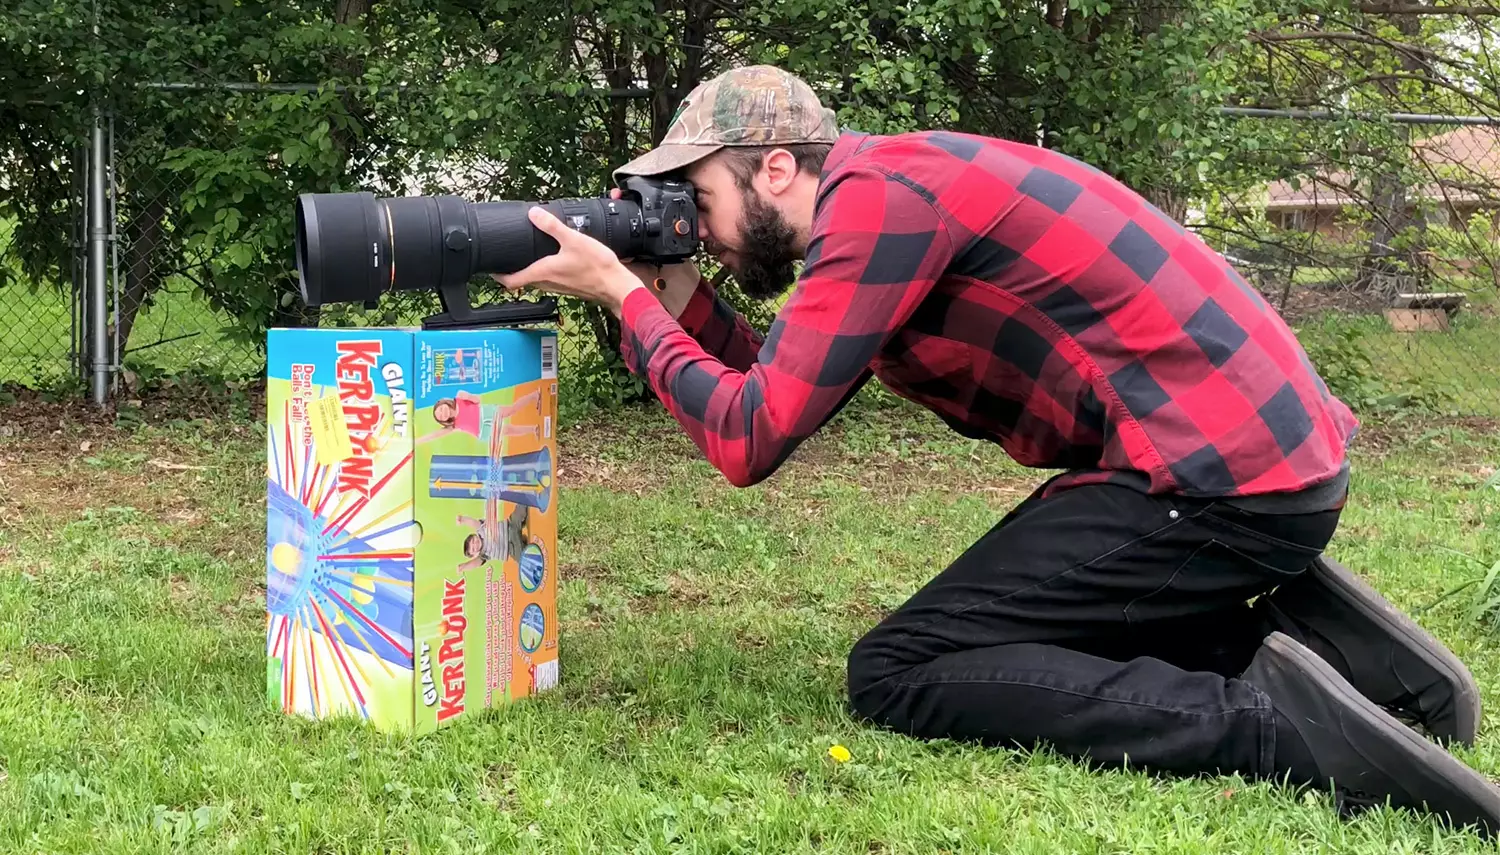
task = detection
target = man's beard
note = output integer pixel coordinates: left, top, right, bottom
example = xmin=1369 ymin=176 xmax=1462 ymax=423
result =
xmin=719 ymin=190 xmax=800 ymax=300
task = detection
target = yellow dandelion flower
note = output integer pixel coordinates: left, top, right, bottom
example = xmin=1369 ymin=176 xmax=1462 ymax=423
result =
xmin=828 ymin=744 xmax=852 ymax=763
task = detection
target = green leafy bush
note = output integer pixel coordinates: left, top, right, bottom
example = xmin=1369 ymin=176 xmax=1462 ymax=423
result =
xmin=1297 ymin=317 xmax=1389 ymax=410
xmin=1295 ymin=315 xmax=1454 ymax=415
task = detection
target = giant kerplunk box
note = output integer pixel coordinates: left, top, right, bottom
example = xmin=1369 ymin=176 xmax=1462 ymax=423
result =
xmin=265 ymin=325 xmax=559 ymax=734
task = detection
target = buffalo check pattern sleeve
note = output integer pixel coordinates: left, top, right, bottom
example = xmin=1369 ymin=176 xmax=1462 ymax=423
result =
xmin=618 ymin=168 xmax=954 ymax=486
xmin=673 ymin=275 xmax=766 ymax=374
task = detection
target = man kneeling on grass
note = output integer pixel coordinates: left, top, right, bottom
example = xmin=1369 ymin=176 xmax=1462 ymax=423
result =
xmin=494 ymin=65 xmax=1499 ymax=836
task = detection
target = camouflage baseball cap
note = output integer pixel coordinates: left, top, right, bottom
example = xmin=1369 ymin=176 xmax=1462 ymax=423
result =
xmin=613 ymin=65 xmax=839 ymax=180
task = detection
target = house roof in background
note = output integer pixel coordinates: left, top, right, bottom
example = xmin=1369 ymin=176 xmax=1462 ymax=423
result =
xmin=1264 ymin=125 xmax=1500 ymax=210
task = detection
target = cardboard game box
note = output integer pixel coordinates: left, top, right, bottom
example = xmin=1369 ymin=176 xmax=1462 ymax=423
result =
xmin=264 ymin=325 xmax=559 ymax=734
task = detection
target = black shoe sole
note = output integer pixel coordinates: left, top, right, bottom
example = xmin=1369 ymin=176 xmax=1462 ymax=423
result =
xmin=1312 ymin=555 xmax=1481 ymax=744
xmin=1266 ymin=555 xmax=1482 ymax=745
xmin=1263 ymin=631 xmax=1500 ymax=839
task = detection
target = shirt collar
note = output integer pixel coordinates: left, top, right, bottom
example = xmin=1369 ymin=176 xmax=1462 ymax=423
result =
xmin=817 ymin=129 xmax=871 ymax=193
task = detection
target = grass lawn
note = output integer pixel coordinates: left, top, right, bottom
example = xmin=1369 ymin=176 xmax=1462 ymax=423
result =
xmin=1302 ymin=312 xmax=1500 ymax=417
xmin=2 ymin=388 xmax=1500 ymax=852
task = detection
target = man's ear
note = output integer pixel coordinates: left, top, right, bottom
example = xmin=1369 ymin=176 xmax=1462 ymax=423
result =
xmin=761 ymin=148 xmax=799 ymax=195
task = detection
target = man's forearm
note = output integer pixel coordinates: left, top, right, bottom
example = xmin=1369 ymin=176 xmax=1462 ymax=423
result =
xmin=603 ymin=267 xmax=650 ymax=319
xmin=674 ymin=273 xmax=765 ymax=374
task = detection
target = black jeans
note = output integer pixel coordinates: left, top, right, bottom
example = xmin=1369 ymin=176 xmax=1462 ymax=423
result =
xmin=847 ymin=478 xmax=1341 ymax=780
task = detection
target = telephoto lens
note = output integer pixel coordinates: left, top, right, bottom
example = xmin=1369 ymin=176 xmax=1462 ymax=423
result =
xmin=295 ymin=184 xmax=697 ymax=309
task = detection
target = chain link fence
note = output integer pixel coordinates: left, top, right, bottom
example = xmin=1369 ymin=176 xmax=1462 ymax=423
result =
xmin=0 ymin=138 xmax=88 ymax=393
xmin=0 ymin=89 xmax=609 ymax=401
xmin=3 ymin=92 xmax=1499 ymax=420
xmin=1205 ymin=110 xmax=1500 ymax=417
xmin=105 ymin=97 xmax=298 ymax=387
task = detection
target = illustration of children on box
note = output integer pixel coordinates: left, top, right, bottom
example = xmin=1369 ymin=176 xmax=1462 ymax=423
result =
xmin=433 ymin=348 xmax=482 ymax=386
xmin=419 ymin=389 xmax=541 ymax=447
xmin=455 ymin=494 xmax=532 ymax=573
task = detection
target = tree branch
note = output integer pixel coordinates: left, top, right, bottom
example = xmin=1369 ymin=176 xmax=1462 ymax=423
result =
xmin=1356 ymin=4 xmax=1500 ymax=13
xmin=1312 ymin=72 xmax=1500 ymax=113
xmin=1047 ymin=0 xmax=1067 ymax=28
xmin=1250 ymin=30 xmax=1439 ymax=59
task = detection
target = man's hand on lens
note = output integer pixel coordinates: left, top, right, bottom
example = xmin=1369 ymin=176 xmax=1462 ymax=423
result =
xmin=493 ymin=188 xmax=704 ymax=320
xmin=490 ymin=205 xmax=643 ymax=316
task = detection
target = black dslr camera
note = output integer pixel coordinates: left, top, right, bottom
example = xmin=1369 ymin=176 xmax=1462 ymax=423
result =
xmin=294 ymin=175 xmax=698 ymax=328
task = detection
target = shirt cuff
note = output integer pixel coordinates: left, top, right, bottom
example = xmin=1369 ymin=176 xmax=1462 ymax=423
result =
xmin=619 ymin=286 xmax=679 ymax=375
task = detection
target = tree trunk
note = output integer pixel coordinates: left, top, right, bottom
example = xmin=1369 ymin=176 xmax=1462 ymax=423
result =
xmin=643 ymin=0 xmax=675 ymax=146
xmin=680 ymin=0 xmax=709 ymax=104
xmin=1144 ymin=185 xmax=1189 ymax=224
xmin=1047 ymin=0 xmax=1068 ymax=28
xmin=1360 ymin=126 xmax=1418 ymax=295
xmin=329 ymin=0 xmax=375 ymax=160
xmin=586 ymin=24 xmax=648 ymax=364
xmin=110 ymin=192 xmax=168 ymax=360
xmin=330 ymin=0 xmax=375 ymax=97
xmin=1136 ymin=0 xmax=1189 ymax=222
xmin=282 ymin=0 xmax=377 ymax=328
xmin=1356 ymin=4 xmax=1426 ymax=294
xmin=592 ymin=1 xmax=710 ymax=360
xmin=580 ymin=1 xmax=713 ymax=400
xmin=602 ymin=29 xmax=634 ymax=164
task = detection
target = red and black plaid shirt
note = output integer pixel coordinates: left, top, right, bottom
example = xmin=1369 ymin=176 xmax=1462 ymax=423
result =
xmin=618 ymin=130 xmax=1359 ymax=499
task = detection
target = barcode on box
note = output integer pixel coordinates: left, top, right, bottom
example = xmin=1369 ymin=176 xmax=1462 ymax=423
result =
xmin=540 ymin=336 xmax=557 ymax=379
xmin=534 ymin=659 xmax=559 ymax=693
xmin=543 ymin=416 xmax=552 ymax=439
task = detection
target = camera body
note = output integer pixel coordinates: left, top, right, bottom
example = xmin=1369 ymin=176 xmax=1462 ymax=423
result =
xmin=612 ymin=175 xmax=699 ymax=265
xmin=294 ymin=174 xmax=701 ymax=329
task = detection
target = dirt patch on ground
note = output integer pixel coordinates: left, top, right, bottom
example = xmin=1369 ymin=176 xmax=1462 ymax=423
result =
xmin=663 ymin=573 xmax=713 ymax=607
xmin=555 ymin=414 xmax=701 ymax=491
xmin=816 ymin=454 xmax=1036 ymax=498
xmin=559 ymin=406 xmax=1040 ymax=500
xmin=0 ymin=394 xmax=261 ymax=559
xmin=551 ymin=450 xmax=668 ymax=495
xmin=0 ymin=388 xmax=117 ymax=434
xmin=580 ymin=399 xmax=1495 ymax=503
xmin=4 ymin=459 xmax=155 ymax=529
xmin=1348 ymin=414 xmax=1500 ymax=462
xmin=1265 ymin=285 xmax=1390 ymax=325
xmin=0 ymin=380 xmax=264 ymax=434
xmin=166 ymin=574 xmax=199 ymax=607
xmin=558 ymin=562 xmax=614 ymax=585
xmin=6 ymin=383 xmax=1484 ymax=539
xmin=27 ymin=642 xmax=74 ymax=661
xmin=0 ymin=437 xmax=248 ymax=530
xmin=220 ymin=582 xmax=266 ymax=620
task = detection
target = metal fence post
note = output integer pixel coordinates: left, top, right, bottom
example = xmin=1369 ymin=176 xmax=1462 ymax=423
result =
xmin=109 ymin=111 xmax=119 ymax=394
xmin=87 ymin=104 xmax=109 ymax=405
xmin=71 ymin=143 xmax=86 ymax=384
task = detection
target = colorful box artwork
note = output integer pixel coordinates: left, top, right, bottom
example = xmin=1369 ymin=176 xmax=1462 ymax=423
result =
xmin=265 ymin=325 xmax=559 ymax=734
